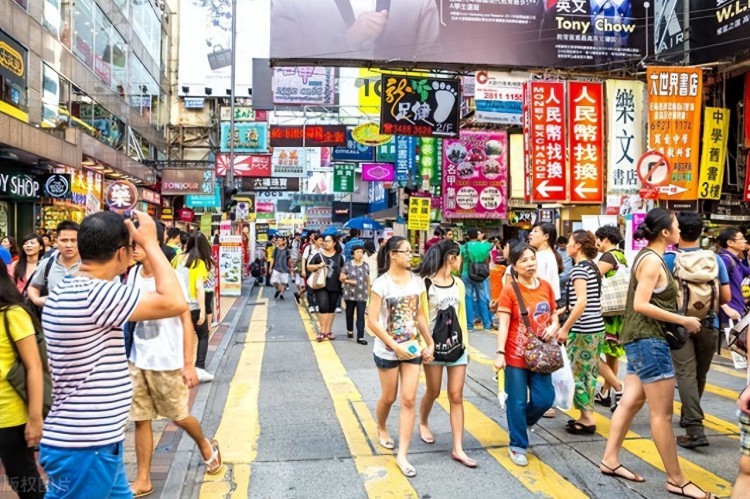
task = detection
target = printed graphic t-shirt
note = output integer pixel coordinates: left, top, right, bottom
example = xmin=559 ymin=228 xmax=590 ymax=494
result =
xmin=497 ymin=279 xmax=556 ymax=369
xmin=371 ymin=273 xmax=426 ymax=361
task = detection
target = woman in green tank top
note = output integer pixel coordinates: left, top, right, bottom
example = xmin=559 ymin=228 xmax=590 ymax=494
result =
xmin=599 ymin=209 xmax=713 ymax=499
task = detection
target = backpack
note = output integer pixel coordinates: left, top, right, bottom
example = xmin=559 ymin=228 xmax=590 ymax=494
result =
xmin=425 ymin=278 xmax=465 ymax=362
xmin=671 ymin=249 xmax=719 ymax=319
xmin=463 ymin=243 xmax=490 ymax=283
xmin=23 ymin=255 xmax=56 ymax=319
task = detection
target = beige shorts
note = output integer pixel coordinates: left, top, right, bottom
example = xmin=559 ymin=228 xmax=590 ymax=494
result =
xmin=129 ymin=363 xmax=190 ymax=422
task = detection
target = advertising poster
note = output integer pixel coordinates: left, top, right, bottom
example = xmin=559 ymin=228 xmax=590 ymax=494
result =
xmin=689 ymin=0 xmax=750 ymax=63
xmin=215 ymin=154 xmax=272 ymax=177
xmin=654 ymin=0 xmax=685 ymax=58
xmin=568 ymin=82 xmax=604 ymax=204
xmin=271 ymin=147 xmax=321 ymax=177
xmin=272 ymin=66 xmax=337 ymax=106
xmin=697 ymin=107 xmax=730 ymax=200
xmin=270 ymin=0 xmax=646 ymax=69
xmin=442 ymin=130 xmax=508 ymax=220
xmin=219 ymin=123 xmax=269 ymax=153
xmin=305 ymin=206 xmax=332 ymax=230
xmin=606 ymin=80 xmax=645 ymax=195
xmin=332 ymin=129 xmax=375 ymax=162
xmin=395 ymin=136 xmax=417 ymax=186
xmin=0 ymin=29 xmax=29 ymax=122
xmin=219 ymin=235 xmax=243 ymax=296
xmin=646 ymin=66 xmax=703 ymax=200
xmin=407 ymin=197 xmax=431 ymax=231
xmin=361 ymin=163 xmax=395 ymax=182
xmin=269 ymin=125 xmax=347 ymax=147
xmin=474 ymin=71 xmax=527 ymax=125
xmin=380 ymin=75 xmax=460 ymax=138
xmin=333 ymin=164 xmax=356 ymax=193
xmin=527 ymin=82 xmax=567 ymax=203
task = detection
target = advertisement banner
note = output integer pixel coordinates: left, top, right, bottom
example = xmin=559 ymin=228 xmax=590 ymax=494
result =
xmin=271 ymin=147 xmax=321 ymax=177
xmin=272 ymin=66 xmax=337 ymax=106
xmin=332 ymin=129 xmax=375 ymax=162
xmin=0 ymin=29 xmax=28 ymax=122
xmin=568 ymin=81 xmax=604 ymax=204
xmin=240 ymin=177 xmax=300 ymax=192
xmin=419 ymin=138 xmax=438 ymax=183
xmin=216 ymin=154 xmax=272 ymax=177
xmin=219 ymin=235 xmax=243 ymax=296
xmin=304 ymin=206 xmax=332 ymax=230
xmin=220 ymin=106 xmax=256 ymax=121
xmin=528 ymin=82 xmax=567 ymax=203
xmin=474 ymin=71 xmax=527 ymax=125
xmin=407 ymin=197 xmax=431 ymax=231
xmin=395 ymin=136 xmax=417 ymax=185
xmin=647 ymin=66 xmax=703 ymax=200
xmin=161 ymin=168 xmax=215 ymax=196
xmin=333 ymin=164 xmax=356 ymax=193
xmin=654 ymin=0 xmax=685 ymax=58
xmin=689 ymin=0 xmax=750 ymax=63
xmin=442 ymin=130 xmax=508 ymax=220
xmin=380 ymin=75 xmax=460 ymax=138
xmin=269 ymin=125 xmax=347 ymax=147
xmin=606 ymin=80 xmax=645 ymax=195
xmin=698 ymin=107 xmax=730 ymax=200
xmin=219 ymin=123 xmax=269 ymax=153
xmin=362 ymin=163 xmax=395 ymax=182
xmin=270 ymin=0 xmax=646 ymax=69
xmin=186 ymin=189 xmax=221 ymax=208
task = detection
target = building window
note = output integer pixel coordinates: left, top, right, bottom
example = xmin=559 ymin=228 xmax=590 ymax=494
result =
xmin=94 ymin=5 xmax=112 ymax=87
xmin=44 ymin=0 xmax=72 ymax=47
xmin=73 ymin=0 xmax=94 ymax=68
xmin=42 ymin=64 xmax=70 ymax=130
xmin=13 ymin=0 xmax=28 ymax=10
xmin=131 ymin=0 xmax=161 ymax=69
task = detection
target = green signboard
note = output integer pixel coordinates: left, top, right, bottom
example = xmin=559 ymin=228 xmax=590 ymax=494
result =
xmin=333 ymin=164 xmax=356 ymax=193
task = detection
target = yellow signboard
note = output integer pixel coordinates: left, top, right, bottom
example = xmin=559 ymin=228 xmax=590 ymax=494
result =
xmin=407 ymin=197 xmax=431 ymax=231
xmin=698 ymin=107 xmax=730 ymax=200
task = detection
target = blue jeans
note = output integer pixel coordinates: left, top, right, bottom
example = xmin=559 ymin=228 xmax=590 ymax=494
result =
xmin=40 ymin=442 xmax=132 ymax=499
xmin=462 ymin=275 xmax=492 ymax=329
xmin=505 ymin=366 xmax=555 ymax=454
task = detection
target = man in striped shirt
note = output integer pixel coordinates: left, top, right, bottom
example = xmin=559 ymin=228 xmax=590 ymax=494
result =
xmin=40 ymin=211 xmax=188 ymax=499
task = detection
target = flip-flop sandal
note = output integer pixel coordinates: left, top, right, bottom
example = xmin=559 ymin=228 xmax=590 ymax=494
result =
xmin=599 ymin=462 xmax=645 ymax=482
xmin=667 ymin=480 xmax=715 ymax=498
xmin=326 ymin=332 xmax=336 ymax=340
xmin=378 ymin=437 xmax=394 ymax=450
xmin=565 ymin=422 xmax=596 ymax=435
xmin=204 ymin=439 xmax=223 ymax=475
xmin=315 ymin=333 xmax=326 ymax=342
xmin=396 ymin=458 xmax=416 ymax=477
xmin=451 ymin=451 xmax=478 ymax=468
xmin=420 ymin=434 xmax=435 ymax=445
xmin=130 ymin=485 xmax=154 ymax=498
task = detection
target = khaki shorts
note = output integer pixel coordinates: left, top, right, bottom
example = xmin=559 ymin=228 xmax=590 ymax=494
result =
xmin=129 ymin=363 xmax=190 ymax=422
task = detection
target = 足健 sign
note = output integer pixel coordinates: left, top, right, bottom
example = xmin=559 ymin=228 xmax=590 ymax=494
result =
xmin=380 ymin=75 xmax=460 ymax=138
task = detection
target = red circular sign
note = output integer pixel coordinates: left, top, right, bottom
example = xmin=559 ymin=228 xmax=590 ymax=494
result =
xmin=636 ymin=151 xmax=672 ymax=188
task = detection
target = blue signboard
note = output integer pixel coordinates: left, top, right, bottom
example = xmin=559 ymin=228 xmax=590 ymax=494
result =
xmin=394 ymin=136 xmax=416 ymax=186
xmin=368 ymin=181 xmax=387 ymax=213
xmin=186 ymin=189 xmax=221 ymax=208
xmin=332 ymin=129 xmax=375 ymax=162
xmin=219 ymin=122 xmax=269 ymax=153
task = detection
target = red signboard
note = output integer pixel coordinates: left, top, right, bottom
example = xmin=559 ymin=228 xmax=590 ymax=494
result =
xmin=269 ymin=125 xmax=347 ymax=147
xmin=568 ymin=81 xmax=604 ymax=203
xmin=216 ymin=154 xmax=272 ymax=177
xmin=744 ymin=152 xmax=750 ymax=203
xmin=746 ymin=74 xmax=750 ymax=148
xmin=178 ymin=207 xmax=195 ymax=222
xmin=528 ymin=81 xmax=567 ymax=203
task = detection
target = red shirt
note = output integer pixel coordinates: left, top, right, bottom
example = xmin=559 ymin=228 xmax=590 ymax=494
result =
xmin=423 ymin=237 xmax=441 ymax=253
xmin=497 ymin=279 xmax=556 ymax=369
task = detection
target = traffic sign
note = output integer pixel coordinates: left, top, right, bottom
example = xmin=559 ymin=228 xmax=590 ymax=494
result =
xmin=637 ymin=150 xmax=671 ymax=188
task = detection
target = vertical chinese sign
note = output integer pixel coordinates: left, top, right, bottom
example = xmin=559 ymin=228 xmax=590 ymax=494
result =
xmin=646 ymin=66 xmax=703 ymax=200
xmin=333 ymin=164 xmax=356 ymax=193
xmin=568 ymin=81 xmax=604 ymax=203
xmin=527 ymin=82 xmax=566 ymax=203
xmin=395 ymin=136 xmax=417 ymax=186
xmin=442 ymin=131 xmax=508 ymax=220
xmin=606 ymin=80 xmax=644 ymax=195
xmin=407 ymin=197 xmax=431 ymax=231
xmin=698 ymin=107 xmax=730 ymax=200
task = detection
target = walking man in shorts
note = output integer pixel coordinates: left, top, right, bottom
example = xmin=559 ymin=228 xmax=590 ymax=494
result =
xmin=127 ymin=221 xmax=222 ymax=497
xmin=271 ymin=236 xmax=291 ymax=300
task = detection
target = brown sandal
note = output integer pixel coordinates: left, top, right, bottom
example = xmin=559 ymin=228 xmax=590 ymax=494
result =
xmin=600 ymin=462 xmax=645 ymax=482
xmin=666 ymin=480 xmax=716 ymax=499
xmin=326 ymin=332 xmax=336 ymax=340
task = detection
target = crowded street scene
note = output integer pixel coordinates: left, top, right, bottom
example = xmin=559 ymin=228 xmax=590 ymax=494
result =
xmin=1 ymin=0 xmax=750 ymax=498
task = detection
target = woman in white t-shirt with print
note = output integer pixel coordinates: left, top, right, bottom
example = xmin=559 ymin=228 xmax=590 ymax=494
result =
xmin=367 ymin=236 xmax=434 ymax=478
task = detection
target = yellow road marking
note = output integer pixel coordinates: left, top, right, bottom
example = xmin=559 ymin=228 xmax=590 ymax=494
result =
xmin=297 ymin=303 xmax=418 ymax=498
xmin=710 ymin=363 xmax=748 ymax=380
xmin=704 ymin=383 xmax=739 ymax=400
xmin=564 ymin=410 xmax=732 ymax=497
xmin=198 ymin=293 xmax=268 ymax=498
xmin=673 ymin=401 xmax=739 ymax=440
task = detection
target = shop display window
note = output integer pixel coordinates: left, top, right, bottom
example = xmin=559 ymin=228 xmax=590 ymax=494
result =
xmin=41 ymin=64 xmax=71 ymax=130
xmin=0 ymin=75 xmax=28 ymax=115
xmin=128 ymin=55 xmax=160 ymax=124
xmin=94 ymin=5 xmax=112 ymax=87
xmin=131 ymin=0 xmax=161 ymax=70
xmin=44 ymin=0 xmax=72 ymax=48
xmin=73 ymin=0 xmax=94 ymax=68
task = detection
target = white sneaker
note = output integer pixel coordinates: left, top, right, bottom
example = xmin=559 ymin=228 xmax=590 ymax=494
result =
xmin=315 ymin=306 xmax=319 ymax=312
xmin=196 ymin=368 xmax=214 ymax=383
xmin=509 ymin=448 xmax=528 ymax=466
xmin=308 ymin=306 xmax=316 ymax=313
xmin=335 ymin=307 xmax=343 ymax=313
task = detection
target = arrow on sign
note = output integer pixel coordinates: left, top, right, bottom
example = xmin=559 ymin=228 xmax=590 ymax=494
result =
xmin=574 ymin=182 xmax=599 ymax=199
xmin=657 ymin=184 xmax=689 ymax=196
xmin=536 ymin=180 xmax=564 ymax=198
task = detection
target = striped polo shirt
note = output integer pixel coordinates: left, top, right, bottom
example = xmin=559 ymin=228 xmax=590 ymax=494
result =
xmin=41 ymin=275 xmax=141 ymax=448
xmin=567 ymin=261 xmax=605 ymax=334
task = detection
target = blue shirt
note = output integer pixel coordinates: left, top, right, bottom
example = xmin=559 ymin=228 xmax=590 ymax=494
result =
xmin=718 ymin=249 xmax=750 ymax=319
xmin=664 ymin=247 xmax=729 ymax=328
xmin=344 ymin=237 xmax=364 ymax=261
xmin=0 ymin=246 xmax=10 ymax=264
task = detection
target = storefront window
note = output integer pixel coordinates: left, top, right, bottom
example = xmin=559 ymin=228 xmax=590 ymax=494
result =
xmin=70 ymin=86 xmax=98 ymax=137
xmin=94 ymin=5 xmax=112 ymax=87
xmin=43 ymin=0 xmax=71 ymax=48
xmin=42 ymin=64 xmax=71 ymax=130
xmin=131 ymin=0 xmax=160 ymax=69
xmin=73 ymin=0 xmax=94 ymax=68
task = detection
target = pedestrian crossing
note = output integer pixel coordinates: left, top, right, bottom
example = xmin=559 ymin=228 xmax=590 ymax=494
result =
xmin=197 ymin=287 xmax=746 ymax=498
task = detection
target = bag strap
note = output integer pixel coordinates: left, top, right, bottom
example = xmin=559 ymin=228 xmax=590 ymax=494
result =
xmin=582 ymin=260 xmax=602 ymax=295
xmin=334 ymin=0 xmax=357 ymax=28
xmin=509 ymin=280 xmax=533 ymax=331
xmin=376 ymin=0 xmax=391 ymax=11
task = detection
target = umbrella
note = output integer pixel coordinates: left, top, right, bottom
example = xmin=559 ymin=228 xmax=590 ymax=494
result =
xmin=322 ymin=226 xmax=339 ymax=236
xmin=344 ymin=216 xmax=384 ymax=231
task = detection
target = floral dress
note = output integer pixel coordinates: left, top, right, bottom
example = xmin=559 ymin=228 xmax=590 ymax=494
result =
xmin=342 ymin=261 xmax=369 ymax=303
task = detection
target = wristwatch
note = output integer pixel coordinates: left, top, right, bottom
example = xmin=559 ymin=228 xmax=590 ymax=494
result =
xmin=496 ymin=350 xmax=505 ymax=355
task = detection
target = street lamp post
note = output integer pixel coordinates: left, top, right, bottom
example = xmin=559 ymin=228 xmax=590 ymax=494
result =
xmin=227 ymin=0 xmax=238 ymax=188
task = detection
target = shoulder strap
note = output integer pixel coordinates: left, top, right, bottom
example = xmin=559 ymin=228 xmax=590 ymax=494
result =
xmin=334 ymin=0 xmax=356 ymax=28
xmin=582 ymin=260 xmax=602 ymax=294
xmin=509 ymin=280 xmax=533 ymax=331
xmin=43 ymin=256 xmax=54 ymax=285
xmin=376 ymin=0 xmax=391 ymax=11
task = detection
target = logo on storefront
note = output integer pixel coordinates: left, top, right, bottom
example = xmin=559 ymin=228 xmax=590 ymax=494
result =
xmin=44 ymin=174 xmax=70 ymax=199
xmin=0 ymin=41 xmax=23 ymax=77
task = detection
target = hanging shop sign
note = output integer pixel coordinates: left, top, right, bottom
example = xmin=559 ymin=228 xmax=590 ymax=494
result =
xmin=304 ymin=206 xmax=332 ymax=229
xmin=442 ymin=130 xmax=508 ymax=220
xmin=219 ymin=106 xmax=256 ymax=122
xmin=606 ymin=80 xmax=645 ymax=196
xmin=508 ymin=210 xmax=537 ymax=227
xmin=269 ymin=125 xmax=347 ymax=147
xmin=407 ymin=197 xmax=431 ymax=231
xmin=352 ymin=122 xmax=392 ymax=146
xmin=419 ymin=138 xmax=438 ymax=185
xmin=0 ymin=173 xmax=40 ymax=200
xmin=0 ymin=29 xmax=28 ymax=122
xmin=105 ymin=180 xmax=138 ymax=215
xmin=527 ymin=81 xmax=567 ymax=203
xmin=395 ymin=136 xmax=417 ymax=186
xmin=377 ymin=140 xmax=396 ymax=163
xmin=240 ymin=177 xmax=300 ymax=192
xmin=185 ymin=189 xmax=221 ymax=208
xmin=291 ymin=193 xmax=335 ymax=207
xmin=361 ymin=163 xmax=395 ymax=182
xmin=219 ymin=122 xmax=269 ymax=153
xmin=474 ymin=71 xmax=527 ymax=125
xmin=567 ymin=81 xmax=604 ymax=204
xmin=43 ymin=174 xmax=71 ymax=199
xmin=139 ymin=188 xmax=161 ymax=205
xmin=646 ymin=66 xmax=703 ymax=200
xmin=215 ymin=154 xmax=272 ymax=178
xmin=689 ymin=0 xmax=750 ymax=63
xmin=178 ymin=207 xmax=195 ymax=222
xmin=380 ymin=75 xmax=460 ymax=138
xmin=161 ymin=207 xmax=174 ymax=221
xmin=698 ymin=107 xmax=730 ymax=200
xmin=272 ymin=66 xmax=336 ymax=106
xmin=271 ymin=147 xmax=318 ymax=177
xmin=332 ymin=129 xmax=375 ymax=162
xmin=333 ymin=164 xmax=356 ymax=193
xmin=161 ymin=168 xmax=216 ymax=196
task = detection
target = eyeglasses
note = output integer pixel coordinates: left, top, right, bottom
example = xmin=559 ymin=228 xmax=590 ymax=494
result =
xmin=732 ymin=237 xmax=747 ymax=242
xmin=393 ymin=249 xmax=413 ymax=255
xmin=118 ymin=242 xmax=137 ymax=251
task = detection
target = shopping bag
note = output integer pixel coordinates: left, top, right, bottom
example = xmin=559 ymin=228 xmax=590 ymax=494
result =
xmin=551 ymin=345 xmax=574 ymax=411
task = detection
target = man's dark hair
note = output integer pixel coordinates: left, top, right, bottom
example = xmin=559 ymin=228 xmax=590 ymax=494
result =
xmin=556 ymin=236 xmax=568 ymax=246
xmin=56 ymin=220 xmax=79 ymax=233
xmin=433 ymin=227 xmax=445 ymax=237
xmin=350 ymin=228 xmax=360 ymax=237
xmin=167 ymin=228 xmax=181 ymax=240
xmin=154 ymin=219 xmax=166 ymax=246
xmin=594 ymin=225 xmax=623 ymax=246
xmin=467 ymin=228 xmax=479 ymax=240
xmin=78 ymin=211 xmax=130 ymax=263
xmin=675 ymin=211 xmax=703 ymax=243
xmin=718 ymin=227 xmax=743 ymax=249
xmin=180 ymin=232 xmax=189 ymax=246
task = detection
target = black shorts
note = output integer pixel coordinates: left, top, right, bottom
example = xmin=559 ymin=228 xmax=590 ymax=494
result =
xmin=205 ymin=292 xmax=214 ymax=315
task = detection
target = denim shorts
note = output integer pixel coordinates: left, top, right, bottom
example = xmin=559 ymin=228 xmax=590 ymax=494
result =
xmin=624 ymin=337 xmax=675 ymax=384
xmin=373 ymin=354 xmax=422 ymax=369
xmin=428 ymin=350 xmax=469 ymax=368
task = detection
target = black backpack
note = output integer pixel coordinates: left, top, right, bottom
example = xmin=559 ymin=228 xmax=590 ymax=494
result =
xmin=426 ymin=278 xmax=465 ymax=363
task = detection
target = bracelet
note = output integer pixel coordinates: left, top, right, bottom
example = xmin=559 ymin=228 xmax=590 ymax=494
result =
xmin=496 ymin=350 xmax=505 ymax=355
